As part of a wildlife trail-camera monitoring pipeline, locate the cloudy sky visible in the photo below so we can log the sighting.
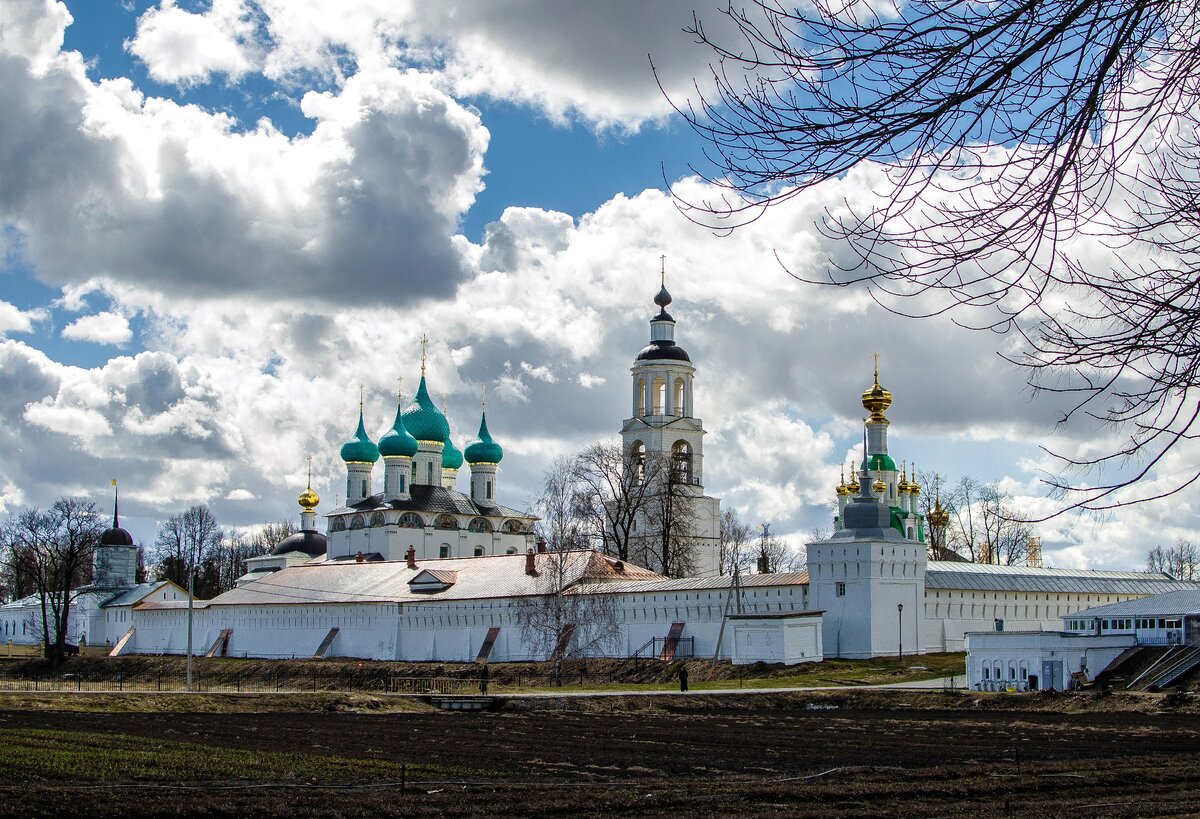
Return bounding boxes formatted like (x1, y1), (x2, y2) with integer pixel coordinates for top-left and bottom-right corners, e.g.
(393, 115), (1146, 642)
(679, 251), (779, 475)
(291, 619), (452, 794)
(0, 0), (1192, 571)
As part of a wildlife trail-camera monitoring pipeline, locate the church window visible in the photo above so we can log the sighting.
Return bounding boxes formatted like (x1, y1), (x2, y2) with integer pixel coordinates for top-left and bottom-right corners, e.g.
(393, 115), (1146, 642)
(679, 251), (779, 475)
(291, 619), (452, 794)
(673, 377), (685, 416)
(486, 480), (493, 500)
(411, 461), (417, 483)
(474, 547), (484, 557)
(637, 379), (646, 415)
(630, 441), (646, 482)
(399, 475), (406, 493)
(427, 462), (434, 484)
(506, 547), (518, 555)
(652, 377), (666, 414)
(835, 582), (846, 597)
(361, 479), (368, 497)
(439, 545), (450, 558)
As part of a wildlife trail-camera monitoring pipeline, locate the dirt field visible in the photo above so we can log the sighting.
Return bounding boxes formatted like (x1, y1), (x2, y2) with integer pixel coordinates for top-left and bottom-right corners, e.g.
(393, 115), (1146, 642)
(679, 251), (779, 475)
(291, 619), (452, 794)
(2, 690), (1199, 817)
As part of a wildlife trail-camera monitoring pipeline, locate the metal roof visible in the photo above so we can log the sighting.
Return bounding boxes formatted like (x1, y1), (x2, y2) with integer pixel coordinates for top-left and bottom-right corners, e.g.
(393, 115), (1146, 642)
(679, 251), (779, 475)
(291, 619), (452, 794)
(138, 550), (663, 608)
(328, 485), (532, 520)
(1069, 589), (1200, 619)
(582, 571), (810, 596)
(926, 561), (1200, 595)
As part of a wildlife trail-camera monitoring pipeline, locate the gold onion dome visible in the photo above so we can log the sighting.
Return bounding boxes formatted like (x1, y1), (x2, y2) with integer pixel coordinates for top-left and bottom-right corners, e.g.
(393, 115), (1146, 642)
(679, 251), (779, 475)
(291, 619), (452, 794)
(299, 486), (320, 510)
(836, 466), (850, 496)
(898, 464), (912, 494)
(861, 357), (892, 423)
(928, 499), (950, 528)
(846, 465), (860, 494)
(872, 474), (887, 495)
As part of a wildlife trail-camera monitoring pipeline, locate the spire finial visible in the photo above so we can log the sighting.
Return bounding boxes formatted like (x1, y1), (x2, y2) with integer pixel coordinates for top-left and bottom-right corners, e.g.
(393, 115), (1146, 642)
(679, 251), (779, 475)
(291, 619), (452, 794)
(306, 456), (313, 490)
(419, 333), (429, 375)
(481, 384), (487, 411)
(359, 383), (365, 414)
(873, 352), (880, 384)
(110, 479), (119, 527)
(660, 254), (666, 288)
(396, 376), (403, 403)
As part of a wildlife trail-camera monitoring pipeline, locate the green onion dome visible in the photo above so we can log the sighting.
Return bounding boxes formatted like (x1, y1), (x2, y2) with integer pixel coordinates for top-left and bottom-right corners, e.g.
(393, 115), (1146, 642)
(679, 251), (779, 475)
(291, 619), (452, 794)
(378, 401), (419, 458)
(861, 452), (897, 472)
(442, 435), (464, 469)
(339, 409), (379, 463)
(464, 412), (503, 465)
(401, 375), (450, 444)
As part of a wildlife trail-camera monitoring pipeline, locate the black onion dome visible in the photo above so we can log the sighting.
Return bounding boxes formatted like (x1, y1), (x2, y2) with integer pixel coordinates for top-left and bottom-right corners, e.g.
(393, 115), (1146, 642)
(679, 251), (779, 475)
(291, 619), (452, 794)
(654, 286), (672, 308)
(636, 340), (691, 362)
(270, 530), (328, 558)
(100, 526), (135, 547)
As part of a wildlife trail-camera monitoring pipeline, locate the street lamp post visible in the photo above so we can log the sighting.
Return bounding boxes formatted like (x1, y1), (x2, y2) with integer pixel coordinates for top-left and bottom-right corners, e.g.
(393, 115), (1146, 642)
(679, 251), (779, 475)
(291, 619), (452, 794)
(897, 603), (904, 659)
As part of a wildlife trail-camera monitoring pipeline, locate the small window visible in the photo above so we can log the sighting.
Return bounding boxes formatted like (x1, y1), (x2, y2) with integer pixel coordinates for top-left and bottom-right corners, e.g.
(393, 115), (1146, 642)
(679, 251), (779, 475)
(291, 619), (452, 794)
(361, 479), (367, 497)
(835, 582), (846, 597)
(399, 475), (406, 493)
(439, 545), (450, 558)
(473, 547), (484, 557)
(486, 480), (493, 500)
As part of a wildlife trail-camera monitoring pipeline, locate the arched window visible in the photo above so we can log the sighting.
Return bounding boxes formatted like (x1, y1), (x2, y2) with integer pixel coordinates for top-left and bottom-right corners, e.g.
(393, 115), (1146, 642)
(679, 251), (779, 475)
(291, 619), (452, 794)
(637, 378), (646, 415)
(331, 517), (346, 532)
(673, 377), (685, 416)
(468, 517), (493, 533)
(435, 514), (458, 530)
(411, 461), (417, 484)
(398, 512), (422, 528)
(652, 377), (666, 414)
(671, 440), (692, 484)
(630, 441), (646, 482)
(501, 519), (525, 534)
(370, 512), (386, 528)
(506, 546), (518, 555)
(350, 514), (365, 530)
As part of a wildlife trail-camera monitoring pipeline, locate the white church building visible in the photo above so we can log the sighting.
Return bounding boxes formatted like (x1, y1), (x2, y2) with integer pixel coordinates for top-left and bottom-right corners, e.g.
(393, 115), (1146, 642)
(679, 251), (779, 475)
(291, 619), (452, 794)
(10, 278), (1200, 666)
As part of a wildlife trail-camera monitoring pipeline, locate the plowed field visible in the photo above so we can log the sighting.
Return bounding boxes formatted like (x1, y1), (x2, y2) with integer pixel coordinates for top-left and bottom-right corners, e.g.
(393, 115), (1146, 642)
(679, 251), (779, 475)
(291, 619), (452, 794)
(2, 692), (1198, 817)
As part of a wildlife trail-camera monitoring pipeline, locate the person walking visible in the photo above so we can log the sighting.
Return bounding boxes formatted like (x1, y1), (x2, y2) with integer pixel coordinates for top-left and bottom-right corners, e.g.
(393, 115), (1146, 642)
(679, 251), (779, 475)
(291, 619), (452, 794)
(678, 663), (689, 692)
(479, 663), (489, 695)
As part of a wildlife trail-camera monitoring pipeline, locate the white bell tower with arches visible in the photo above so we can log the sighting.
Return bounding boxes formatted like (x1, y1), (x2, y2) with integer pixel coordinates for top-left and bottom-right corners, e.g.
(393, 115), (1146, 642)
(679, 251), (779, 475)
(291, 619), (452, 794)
(621, 267), (722, 577)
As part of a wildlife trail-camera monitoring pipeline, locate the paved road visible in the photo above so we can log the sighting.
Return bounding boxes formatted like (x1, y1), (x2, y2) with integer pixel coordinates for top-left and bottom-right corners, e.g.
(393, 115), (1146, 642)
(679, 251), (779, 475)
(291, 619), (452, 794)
(504, 675), (963, 699)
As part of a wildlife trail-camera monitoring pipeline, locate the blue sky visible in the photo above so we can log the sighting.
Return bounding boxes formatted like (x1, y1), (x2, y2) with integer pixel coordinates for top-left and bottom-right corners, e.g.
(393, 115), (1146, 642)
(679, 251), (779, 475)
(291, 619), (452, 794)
(0, 0), (1191, 572)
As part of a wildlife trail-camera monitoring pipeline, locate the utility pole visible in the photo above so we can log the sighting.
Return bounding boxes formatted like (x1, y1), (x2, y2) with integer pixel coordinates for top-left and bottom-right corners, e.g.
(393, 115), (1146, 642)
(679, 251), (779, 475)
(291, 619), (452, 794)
(897, 603), (904, 659)
(186, 537), (197, 692)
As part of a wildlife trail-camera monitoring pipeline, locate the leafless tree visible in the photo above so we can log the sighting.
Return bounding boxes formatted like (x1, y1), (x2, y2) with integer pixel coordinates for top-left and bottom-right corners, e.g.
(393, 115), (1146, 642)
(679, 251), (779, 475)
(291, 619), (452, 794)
(1147, 538), (1199, 579)
(925, 475), (1036, 564)
(534, 455), (589, 552)
(571, 443), (660, 561)
(641, 452), (700, 577)
(671, 0), (1200, 513)
(719, 507), (753, 575)
(153, 505), (223, 598)
(1, 498), (102, 665)
(510, 550), (622, 683)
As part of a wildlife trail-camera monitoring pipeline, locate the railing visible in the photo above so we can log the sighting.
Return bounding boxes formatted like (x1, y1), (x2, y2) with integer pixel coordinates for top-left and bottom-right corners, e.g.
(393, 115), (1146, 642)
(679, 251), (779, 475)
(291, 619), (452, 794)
(630, 636), (695, 661)
(1147, 645), (1200, 690)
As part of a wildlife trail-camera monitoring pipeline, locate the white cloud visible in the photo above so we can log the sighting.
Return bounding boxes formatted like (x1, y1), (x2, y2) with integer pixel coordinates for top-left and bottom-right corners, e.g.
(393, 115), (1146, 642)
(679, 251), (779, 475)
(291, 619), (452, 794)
(127, 0), (257, 85)
(62, 312), (132, 346)
(0, 300), (41, 336)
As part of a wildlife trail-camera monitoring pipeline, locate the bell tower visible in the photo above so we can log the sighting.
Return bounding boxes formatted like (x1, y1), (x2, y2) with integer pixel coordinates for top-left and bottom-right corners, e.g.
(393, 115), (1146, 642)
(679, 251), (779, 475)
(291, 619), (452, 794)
(620, 263), (721, 576)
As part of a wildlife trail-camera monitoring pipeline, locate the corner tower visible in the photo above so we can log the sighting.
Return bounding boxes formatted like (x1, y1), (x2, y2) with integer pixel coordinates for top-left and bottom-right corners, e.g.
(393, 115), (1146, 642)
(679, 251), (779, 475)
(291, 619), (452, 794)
(621, 270), (721, 576)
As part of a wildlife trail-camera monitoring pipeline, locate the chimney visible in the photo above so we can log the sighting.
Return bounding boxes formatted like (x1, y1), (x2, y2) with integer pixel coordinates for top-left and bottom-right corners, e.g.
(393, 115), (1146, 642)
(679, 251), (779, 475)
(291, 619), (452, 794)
(525, 547), (537, 576)
(536, 536), (548, 554)
(355, 551), (365, 564)
(406, 545), (417, 570)
(614, 560), (624, 573)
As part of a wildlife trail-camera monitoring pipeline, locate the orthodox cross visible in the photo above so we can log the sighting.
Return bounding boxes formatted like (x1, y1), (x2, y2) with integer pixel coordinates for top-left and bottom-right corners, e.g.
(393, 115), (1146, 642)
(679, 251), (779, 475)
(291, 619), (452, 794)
(306, 455), (313, 489)
(419, 333), (429, 374)
(482, 384), (487, 410)
(358, 383), (364, 412)
(659, 254), (667, 287)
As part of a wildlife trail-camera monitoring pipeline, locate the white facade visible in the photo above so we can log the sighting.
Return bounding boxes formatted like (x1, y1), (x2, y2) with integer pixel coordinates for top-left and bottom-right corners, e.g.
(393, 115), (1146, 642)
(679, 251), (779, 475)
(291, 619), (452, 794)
(966, 631), (1136, 691)
(730, 612), (824, 665)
